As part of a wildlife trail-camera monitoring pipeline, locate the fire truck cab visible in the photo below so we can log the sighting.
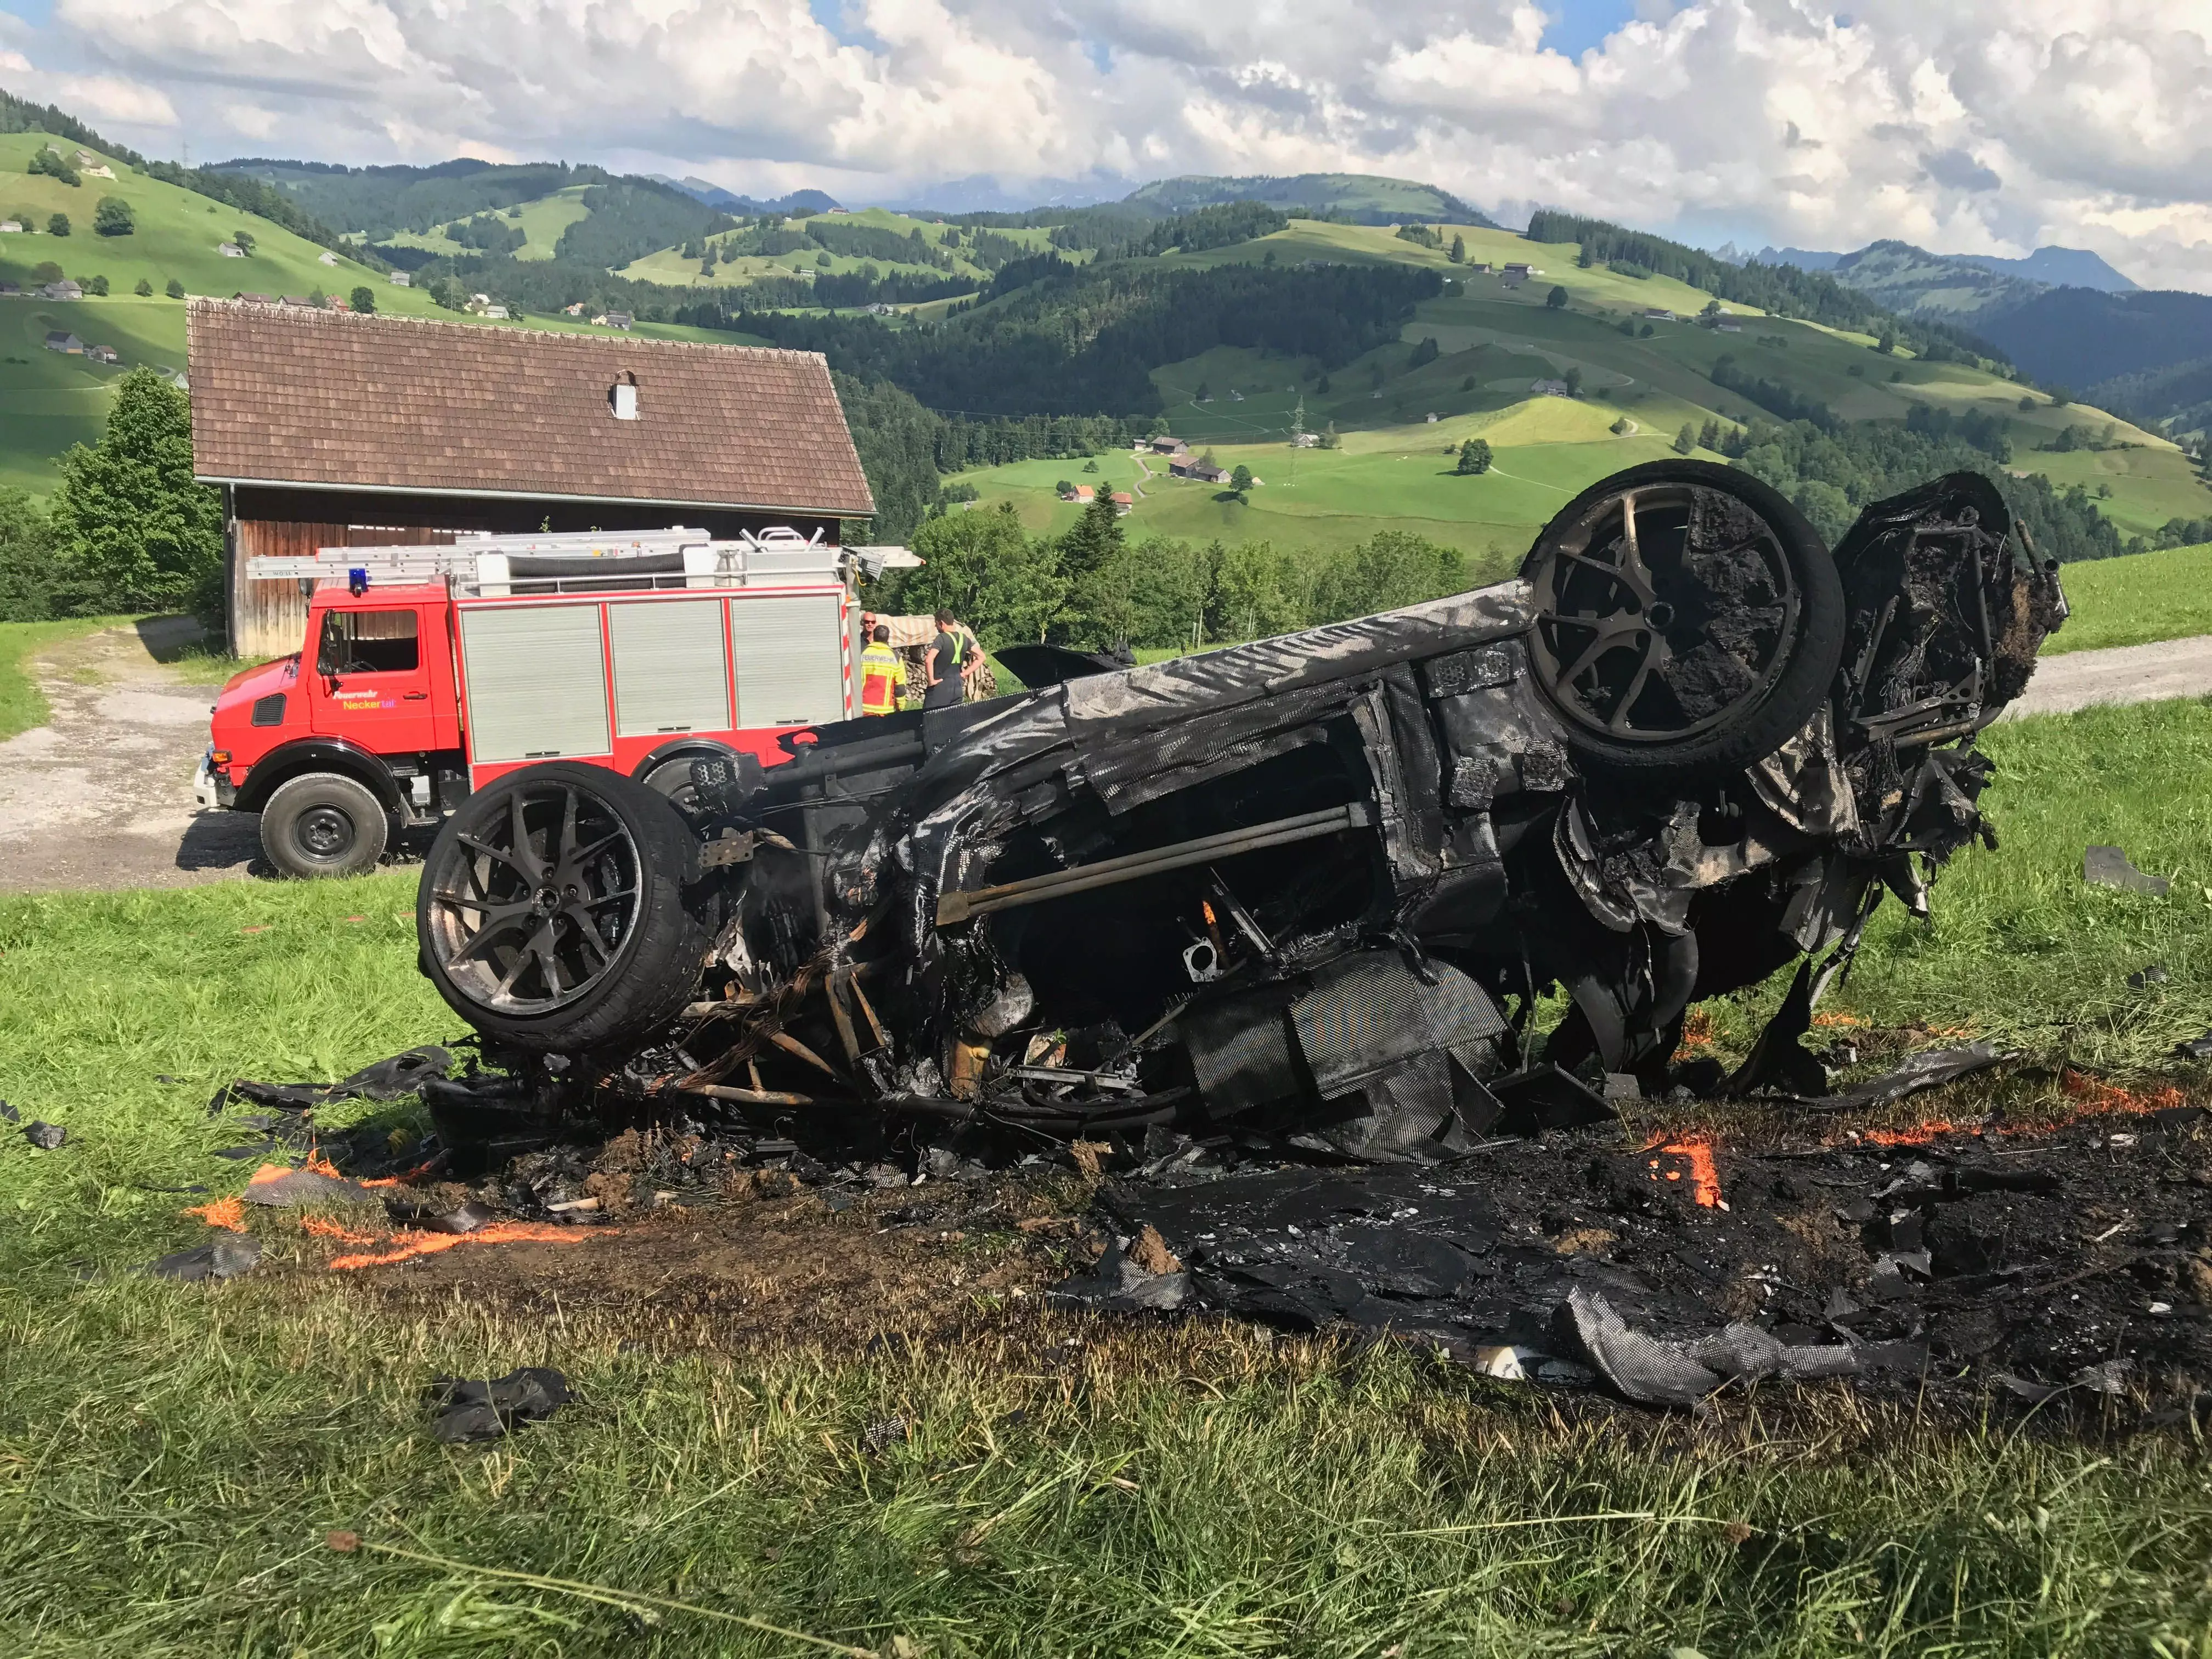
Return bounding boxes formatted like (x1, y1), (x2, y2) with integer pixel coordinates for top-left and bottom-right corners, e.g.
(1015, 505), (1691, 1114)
(196, 526), (913, 878)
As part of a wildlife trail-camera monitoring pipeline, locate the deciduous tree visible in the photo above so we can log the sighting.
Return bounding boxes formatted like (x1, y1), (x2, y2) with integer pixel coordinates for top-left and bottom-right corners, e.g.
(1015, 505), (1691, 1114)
(49, 368), (224, 617)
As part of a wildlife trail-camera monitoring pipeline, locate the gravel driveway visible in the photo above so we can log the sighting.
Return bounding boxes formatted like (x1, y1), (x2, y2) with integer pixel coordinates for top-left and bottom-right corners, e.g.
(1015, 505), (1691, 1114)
(0, 619), (262, 891)
(2005, 634), (2212, 718)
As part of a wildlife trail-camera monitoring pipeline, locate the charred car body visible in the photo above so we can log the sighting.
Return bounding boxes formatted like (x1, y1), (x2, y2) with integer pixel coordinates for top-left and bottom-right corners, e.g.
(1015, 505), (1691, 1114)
(414, 461), (2066, 1156)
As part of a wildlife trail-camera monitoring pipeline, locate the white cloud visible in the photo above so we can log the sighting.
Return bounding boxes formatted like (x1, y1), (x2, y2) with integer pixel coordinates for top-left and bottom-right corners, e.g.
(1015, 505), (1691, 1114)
(13, 0), (2211, 288)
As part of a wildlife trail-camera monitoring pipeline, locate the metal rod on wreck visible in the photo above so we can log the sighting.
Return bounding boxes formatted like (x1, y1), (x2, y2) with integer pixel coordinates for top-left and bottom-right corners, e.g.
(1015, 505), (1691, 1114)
(935, 803), (1371, 925)
(681, 1084), (817, 1107)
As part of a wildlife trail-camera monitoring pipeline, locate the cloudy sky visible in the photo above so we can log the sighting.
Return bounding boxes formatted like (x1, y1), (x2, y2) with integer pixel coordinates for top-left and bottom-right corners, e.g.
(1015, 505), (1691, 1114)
(2, 0), (2207, 289)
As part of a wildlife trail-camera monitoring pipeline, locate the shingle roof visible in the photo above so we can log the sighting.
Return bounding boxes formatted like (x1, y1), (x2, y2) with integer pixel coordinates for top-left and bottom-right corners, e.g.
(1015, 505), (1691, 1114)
(187, 300), (874, 517)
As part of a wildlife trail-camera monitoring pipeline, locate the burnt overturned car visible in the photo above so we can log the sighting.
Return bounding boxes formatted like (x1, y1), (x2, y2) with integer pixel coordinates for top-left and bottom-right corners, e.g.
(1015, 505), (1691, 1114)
(414, 461), (2066, 1157)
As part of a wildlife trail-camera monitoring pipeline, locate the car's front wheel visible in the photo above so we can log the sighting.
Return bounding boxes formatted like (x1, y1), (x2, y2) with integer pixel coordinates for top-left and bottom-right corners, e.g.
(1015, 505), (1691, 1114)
(416, 763), (711, 1054)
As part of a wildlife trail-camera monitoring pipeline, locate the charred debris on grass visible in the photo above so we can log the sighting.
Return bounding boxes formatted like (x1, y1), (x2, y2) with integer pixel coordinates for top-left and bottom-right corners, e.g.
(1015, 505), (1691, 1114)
(194, 460), (2212, 1415)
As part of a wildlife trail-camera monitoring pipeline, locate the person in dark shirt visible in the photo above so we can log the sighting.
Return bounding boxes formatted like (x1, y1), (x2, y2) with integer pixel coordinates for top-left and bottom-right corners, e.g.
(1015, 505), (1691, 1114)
(923, 609), (966, 710)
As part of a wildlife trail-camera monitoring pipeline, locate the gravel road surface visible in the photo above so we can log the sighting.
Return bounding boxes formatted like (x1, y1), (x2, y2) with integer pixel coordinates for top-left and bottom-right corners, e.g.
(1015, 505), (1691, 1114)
(0, 619), (261, 891)
(2005, 634), (2212, 718)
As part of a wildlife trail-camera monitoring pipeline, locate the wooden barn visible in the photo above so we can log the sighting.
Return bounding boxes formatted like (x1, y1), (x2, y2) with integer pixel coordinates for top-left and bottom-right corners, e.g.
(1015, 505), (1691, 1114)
(187, 300), (875, 656)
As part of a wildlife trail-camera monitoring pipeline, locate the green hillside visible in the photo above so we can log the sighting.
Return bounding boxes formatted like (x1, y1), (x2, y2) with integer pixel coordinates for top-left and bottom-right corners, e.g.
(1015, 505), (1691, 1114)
(938, 217), (2212, 560)
(1823, 241), (2045, 320)
(0, 133), (752, 494)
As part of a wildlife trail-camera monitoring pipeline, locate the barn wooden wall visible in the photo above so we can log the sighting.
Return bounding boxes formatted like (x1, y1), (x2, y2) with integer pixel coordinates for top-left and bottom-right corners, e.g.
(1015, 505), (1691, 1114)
(227, 522), (453, 657)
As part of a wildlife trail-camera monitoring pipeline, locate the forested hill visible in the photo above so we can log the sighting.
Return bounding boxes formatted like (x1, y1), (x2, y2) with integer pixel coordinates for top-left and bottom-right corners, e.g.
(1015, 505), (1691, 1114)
(215, 159), (610, 237)
(1525, 211), (2000, 364)
(733, 261), (1441, 417)
(1122, 173), (1496, 228)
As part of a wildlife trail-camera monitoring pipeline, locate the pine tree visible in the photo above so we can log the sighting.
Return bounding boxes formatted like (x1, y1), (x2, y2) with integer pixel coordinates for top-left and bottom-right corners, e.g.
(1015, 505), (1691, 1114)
(1674, 422), (1698, 455)
(50, 368), (223, 616)
(1058, 488), (1125, 582)
(1448, 234), (1465, 264)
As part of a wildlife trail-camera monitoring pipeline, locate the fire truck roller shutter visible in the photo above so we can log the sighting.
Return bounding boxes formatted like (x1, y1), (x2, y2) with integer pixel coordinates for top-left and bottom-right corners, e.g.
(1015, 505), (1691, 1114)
(459, 605), (613, 764)
(609, 600), (732, 738)
(731, 594), (845, 727)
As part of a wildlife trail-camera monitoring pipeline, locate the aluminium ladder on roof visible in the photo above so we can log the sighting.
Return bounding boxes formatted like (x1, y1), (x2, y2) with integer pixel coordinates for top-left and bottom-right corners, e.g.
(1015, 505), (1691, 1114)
(240, 526), (847, 585)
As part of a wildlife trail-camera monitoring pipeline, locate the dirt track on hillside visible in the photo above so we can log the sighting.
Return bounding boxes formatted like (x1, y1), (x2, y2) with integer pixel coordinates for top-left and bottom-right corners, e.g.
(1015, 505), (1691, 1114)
(0, 619), (262, 891)
(2007, 634), (2212, 718)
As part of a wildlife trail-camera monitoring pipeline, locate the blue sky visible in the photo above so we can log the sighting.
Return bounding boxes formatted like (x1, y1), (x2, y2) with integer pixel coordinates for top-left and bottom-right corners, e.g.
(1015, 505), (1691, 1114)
(1540, 0), (1645, 59)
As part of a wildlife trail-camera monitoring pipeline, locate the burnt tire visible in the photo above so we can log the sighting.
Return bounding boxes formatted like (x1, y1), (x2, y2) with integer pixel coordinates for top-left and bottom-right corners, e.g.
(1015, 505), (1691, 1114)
(416, 762), (711, 1055)
(1520, 459), (1844, 778)
(261, 771), (390, 878)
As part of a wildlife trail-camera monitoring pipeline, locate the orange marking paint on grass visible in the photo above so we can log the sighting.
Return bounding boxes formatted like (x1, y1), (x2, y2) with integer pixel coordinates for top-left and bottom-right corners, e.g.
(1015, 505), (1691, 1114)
(1860, 1119), (1960, 1148)
(185, 1197), (247, 1232)
(1811, 1011), (1868, 1029)
(327, 1222), (605, 1271)
(2061, 1070), (2183, 1118)
(299, 1215), (380, 1246)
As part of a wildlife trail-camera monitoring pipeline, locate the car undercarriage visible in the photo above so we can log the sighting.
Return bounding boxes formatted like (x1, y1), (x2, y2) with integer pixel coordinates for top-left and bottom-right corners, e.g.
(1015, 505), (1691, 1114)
(413, 460), (2068, 1159)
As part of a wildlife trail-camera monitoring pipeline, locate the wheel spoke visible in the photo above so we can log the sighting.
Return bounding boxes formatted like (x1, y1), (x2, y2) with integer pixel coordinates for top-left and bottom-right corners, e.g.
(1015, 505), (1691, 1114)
(508, 792), (540, 884)
(1607, 634), (1671, 733)
(495, 936), (538, 998)
(1614, 490), (1663, 608)
(450, 901), (540, 963)
(527, 919), (565, 998)
(1554, 545), (1651, 602)
(1560, 621), (1647, 686)
(563, 906), (611, 968)
(558, 829), (626, 875)
(455, 832), (530, 881)
(557, 787), (580, 867)
(580, 886), (639, 906)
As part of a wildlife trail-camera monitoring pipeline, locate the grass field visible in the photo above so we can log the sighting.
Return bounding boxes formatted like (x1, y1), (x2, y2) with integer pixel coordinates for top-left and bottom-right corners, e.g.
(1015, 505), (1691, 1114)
(4, 701), (2212, 1654)
(2043, 541), (2212, 654)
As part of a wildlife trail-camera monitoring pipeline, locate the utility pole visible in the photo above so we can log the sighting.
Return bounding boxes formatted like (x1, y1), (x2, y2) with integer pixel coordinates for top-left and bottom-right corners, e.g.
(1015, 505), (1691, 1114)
(1288, 393), (1305, 489)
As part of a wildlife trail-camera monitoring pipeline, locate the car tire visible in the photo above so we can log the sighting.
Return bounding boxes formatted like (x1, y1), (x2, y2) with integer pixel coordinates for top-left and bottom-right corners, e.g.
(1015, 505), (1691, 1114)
(416, 762), (712, 1055)
(1520, 459), (1845, 778)
(260, 772), (391, 878)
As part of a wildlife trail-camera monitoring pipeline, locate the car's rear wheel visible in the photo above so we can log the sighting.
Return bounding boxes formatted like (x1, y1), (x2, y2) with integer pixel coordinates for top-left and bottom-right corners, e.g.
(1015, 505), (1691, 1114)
(416, 763), (710, 1054)
(1521, 460), (1844, 777)
(261, 772), (390, 878)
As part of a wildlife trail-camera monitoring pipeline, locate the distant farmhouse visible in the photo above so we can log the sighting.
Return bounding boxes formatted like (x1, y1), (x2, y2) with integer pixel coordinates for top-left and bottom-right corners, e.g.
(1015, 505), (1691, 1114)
(43, 330), (83, 353)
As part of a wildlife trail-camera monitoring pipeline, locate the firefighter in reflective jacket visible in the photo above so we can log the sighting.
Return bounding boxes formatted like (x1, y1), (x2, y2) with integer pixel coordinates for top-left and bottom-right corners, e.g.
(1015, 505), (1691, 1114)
(859, 624), (906, 715)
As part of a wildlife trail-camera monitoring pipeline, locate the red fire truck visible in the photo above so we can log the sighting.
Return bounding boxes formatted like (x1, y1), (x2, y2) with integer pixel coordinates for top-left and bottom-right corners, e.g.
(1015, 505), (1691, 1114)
(195, 527), (915, 878)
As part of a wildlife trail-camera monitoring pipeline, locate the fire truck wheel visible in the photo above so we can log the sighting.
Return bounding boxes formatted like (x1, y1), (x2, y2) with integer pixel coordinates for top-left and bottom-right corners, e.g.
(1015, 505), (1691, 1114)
(260, 772), (391, 879)
(416, 763), (711, 1054)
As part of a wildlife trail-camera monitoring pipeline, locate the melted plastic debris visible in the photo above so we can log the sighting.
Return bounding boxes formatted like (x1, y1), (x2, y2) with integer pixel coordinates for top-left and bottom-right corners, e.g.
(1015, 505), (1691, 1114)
(426, 1367), (573, 1443)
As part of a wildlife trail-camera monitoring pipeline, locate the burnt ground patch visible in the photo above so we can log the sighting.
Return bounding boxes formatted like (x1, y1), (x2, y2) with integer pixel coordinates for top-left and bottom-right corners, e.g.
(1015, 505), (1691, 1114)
(256, 1068), (2212, 1427)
